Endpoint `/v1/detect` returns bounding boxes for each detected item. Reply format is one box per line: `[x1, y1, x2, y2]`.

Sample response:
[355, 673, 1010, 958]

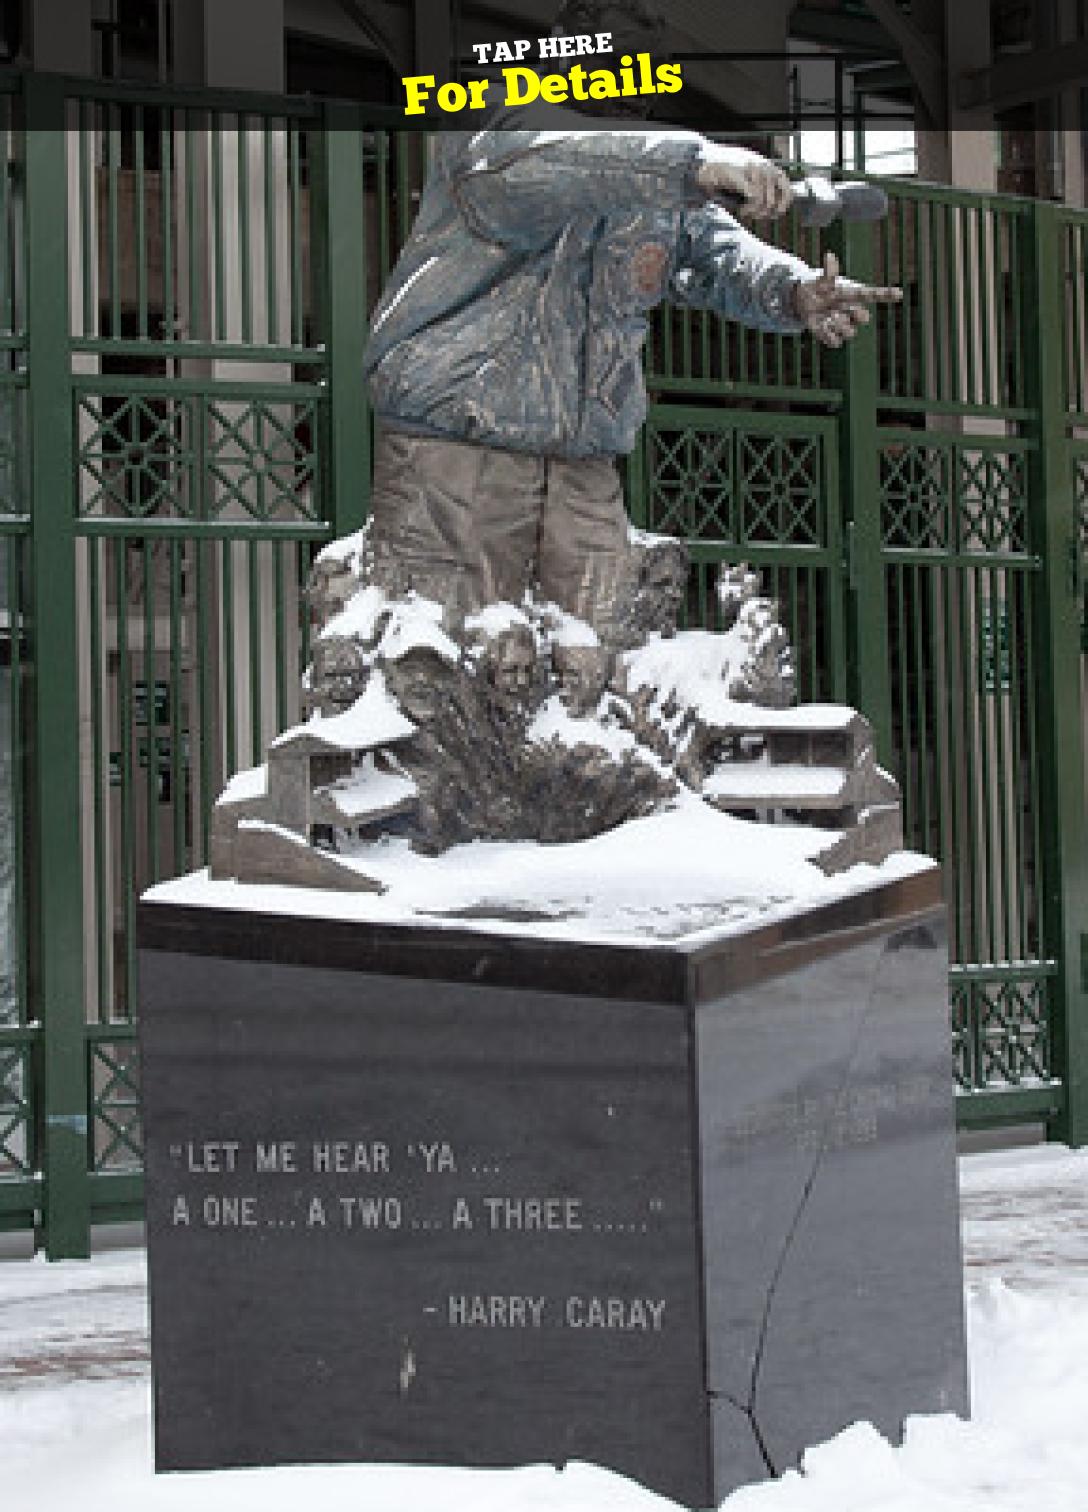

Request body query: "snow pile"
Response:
[316, 752, 418, 818]
[464, 601, 534, 639]
[321, 585, 459, 666]
[527, 693, 639, 761]
[272, 670, 416, 752]
[217, 764, 268, 803]
[623, 628, 749, 727]
[4, 1148, 1088, 1510]
[703, 764, 847, 801]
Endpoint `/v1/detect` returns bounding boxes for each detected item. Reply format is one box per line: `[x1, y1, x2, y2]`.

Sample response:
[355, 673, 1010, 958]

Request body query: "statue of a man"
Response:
[363, 3, 899, 640]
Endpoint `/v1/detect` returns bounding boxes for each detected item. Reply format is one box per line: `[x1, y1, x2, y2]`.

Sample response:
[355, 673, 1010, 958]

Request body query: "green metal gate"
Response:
[0, 89, 1085, 1256]
[639, 183, 1088, 1142]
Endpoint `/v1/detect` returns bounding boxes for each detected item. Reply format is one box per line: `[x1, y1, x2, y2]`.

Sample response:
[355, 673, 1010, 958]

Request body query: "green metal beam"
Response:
[23, 76, 91, 1256]
[828, 216, 896, 768]
[312, 102, 370, 539]
[1021, 201, 1088, 1147]
[955, 1084, 1064, 1129]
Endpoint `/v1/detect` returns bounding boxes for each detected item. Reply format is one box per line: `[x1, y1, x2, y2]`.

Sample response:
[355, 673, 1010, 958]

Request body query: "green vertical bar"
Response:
[885, 203, 898, 399]
[6, 534, 26, 1019]
[958, 560, 983, 967]
[274, 541, 287, 730]
[222, 541, 236, 773]
[24, 78, 91, 1256]
[0, 101, 11, 334]
[1021, 200, 1088, 1143]
[264, 121, 279, 345]
[963, 207, 979, 406]
[893, 562, 911, 838]
[1004, 569, 1026, 959]
[985, 562, 1009, 961]
[828, 217, 894, 768]
[186, 112, 203, 341]
[936, 561, 961, 963]
[114, 532, 136, 1016]
[980, 208, 996, 409]
[822, 419, 846, 702]
[1063, 220, 1081, 417]
[902, 196, 916, 398]
[169, 540, 185, 870]
[135, 106, 148, 339]
[995, 213, 1009, 408]
[108, 104, 121, 340]
[299, 541, 313, 672]
[289, 124, 303, 346]
[142, 541, 159, 884]
[212, 115, 225, 342]
[248, 540, 262, 766]
[88, 539, 108, 1016]
[912, 563, 933, 857]
[921, 201, 938, 401]
[974, 564, 997, 969]
[0, 109, 14, 326]
[195, 537, 212, 861]
[1009, 210, 1026, 409]
[238, 117, 252, 345]
[1021, 568, 1046, 957]
[161, 108, 174, 342]
[312, 104, 369, 537]
[78, 102, 93, 338]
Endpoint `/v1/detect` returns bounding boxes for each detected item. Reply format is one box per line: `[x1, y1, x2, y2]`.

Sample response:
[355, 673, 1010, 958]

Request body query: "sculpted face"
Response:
[553, 643, 612, 715]
[488, 627, 537, 700]
[637, 543, 688, 634]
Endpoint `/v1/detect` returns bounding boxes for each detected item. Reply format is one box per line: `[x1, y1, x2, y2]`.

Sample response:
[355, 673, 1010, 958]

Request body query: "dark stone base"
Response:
[138, 868, 968, 1508]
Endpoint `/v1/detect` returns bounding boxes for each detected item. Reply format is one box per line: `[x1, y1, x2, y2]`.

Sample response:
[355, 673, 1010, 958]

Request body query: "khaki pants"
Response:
[367, 430, 631, 629]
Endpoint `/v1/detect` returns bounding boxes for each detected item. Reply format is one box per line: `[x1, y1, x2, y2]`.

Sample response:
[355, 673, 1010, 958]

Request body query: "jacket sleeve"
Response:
[669, 204, 818, 334]
[447, 128, 708, 246]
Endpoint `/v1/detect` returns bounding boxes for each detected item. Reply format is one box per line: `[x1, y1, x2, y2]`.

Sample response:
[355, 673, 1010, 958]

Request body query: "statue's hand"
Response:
[695, 145, 793, 220]
[793, 250, 902, 346]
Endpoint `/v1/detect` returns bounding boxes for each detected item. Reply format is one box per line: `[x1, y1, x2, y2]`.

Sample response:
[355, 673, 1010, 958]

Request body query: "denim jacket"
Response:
[364, 129, 813, 459]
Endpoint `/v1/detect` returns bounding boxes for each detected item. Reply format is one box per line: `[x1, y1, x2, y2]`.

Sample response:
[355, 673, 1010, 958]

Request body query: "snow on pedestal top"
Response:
[147, 795, 934, 949]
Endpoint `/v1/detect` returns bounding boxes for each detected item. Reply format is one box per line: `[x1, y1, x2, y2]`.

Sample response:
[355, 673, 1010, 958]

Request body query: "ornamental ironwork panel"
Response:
[78, 392, 198, 518]
[645, 425, 734, 540]
[90, 1034, 142, 1173]
[737, 432, 823, 547]
[0, 1042, 32, 1176]
[880, 444, 951, 550]
[957, 449, 1028, 555]
[642, 408, 843, 704]
[950, 975, 1053, 1091]
[204, 396, 320, 522]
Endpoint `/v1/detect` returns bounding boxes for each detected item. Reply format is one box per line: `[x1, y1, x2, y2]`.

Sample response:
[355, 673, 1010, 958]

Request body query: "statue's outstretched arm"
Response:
[671, 206, 901, 340]
[447, 128, 792, 246]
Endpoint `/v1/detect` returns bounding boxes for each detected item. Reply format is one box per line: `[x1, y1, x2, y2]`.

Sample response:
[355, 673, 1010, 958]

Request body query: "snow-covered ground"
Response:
[2, 1144, 1087, 1511]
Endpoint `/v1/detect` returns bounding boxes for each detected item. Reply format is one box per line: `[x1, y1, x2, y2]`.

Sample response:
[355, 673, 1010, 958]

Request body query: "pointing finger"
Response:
[851, 282, 902, 305]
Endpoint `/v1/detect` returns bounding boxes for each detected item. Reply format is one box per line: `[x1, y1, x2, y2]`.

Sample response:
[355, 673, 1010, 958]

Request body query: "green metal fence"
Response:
[636, 181, 1087, 1138]
[0, 80, 1085, 1255]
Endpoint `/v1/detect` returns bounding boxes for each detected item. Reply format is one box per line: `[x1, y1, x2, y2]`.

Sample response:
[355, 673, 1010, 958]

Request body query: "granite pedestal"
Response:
[138, 866, 968, 1507]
